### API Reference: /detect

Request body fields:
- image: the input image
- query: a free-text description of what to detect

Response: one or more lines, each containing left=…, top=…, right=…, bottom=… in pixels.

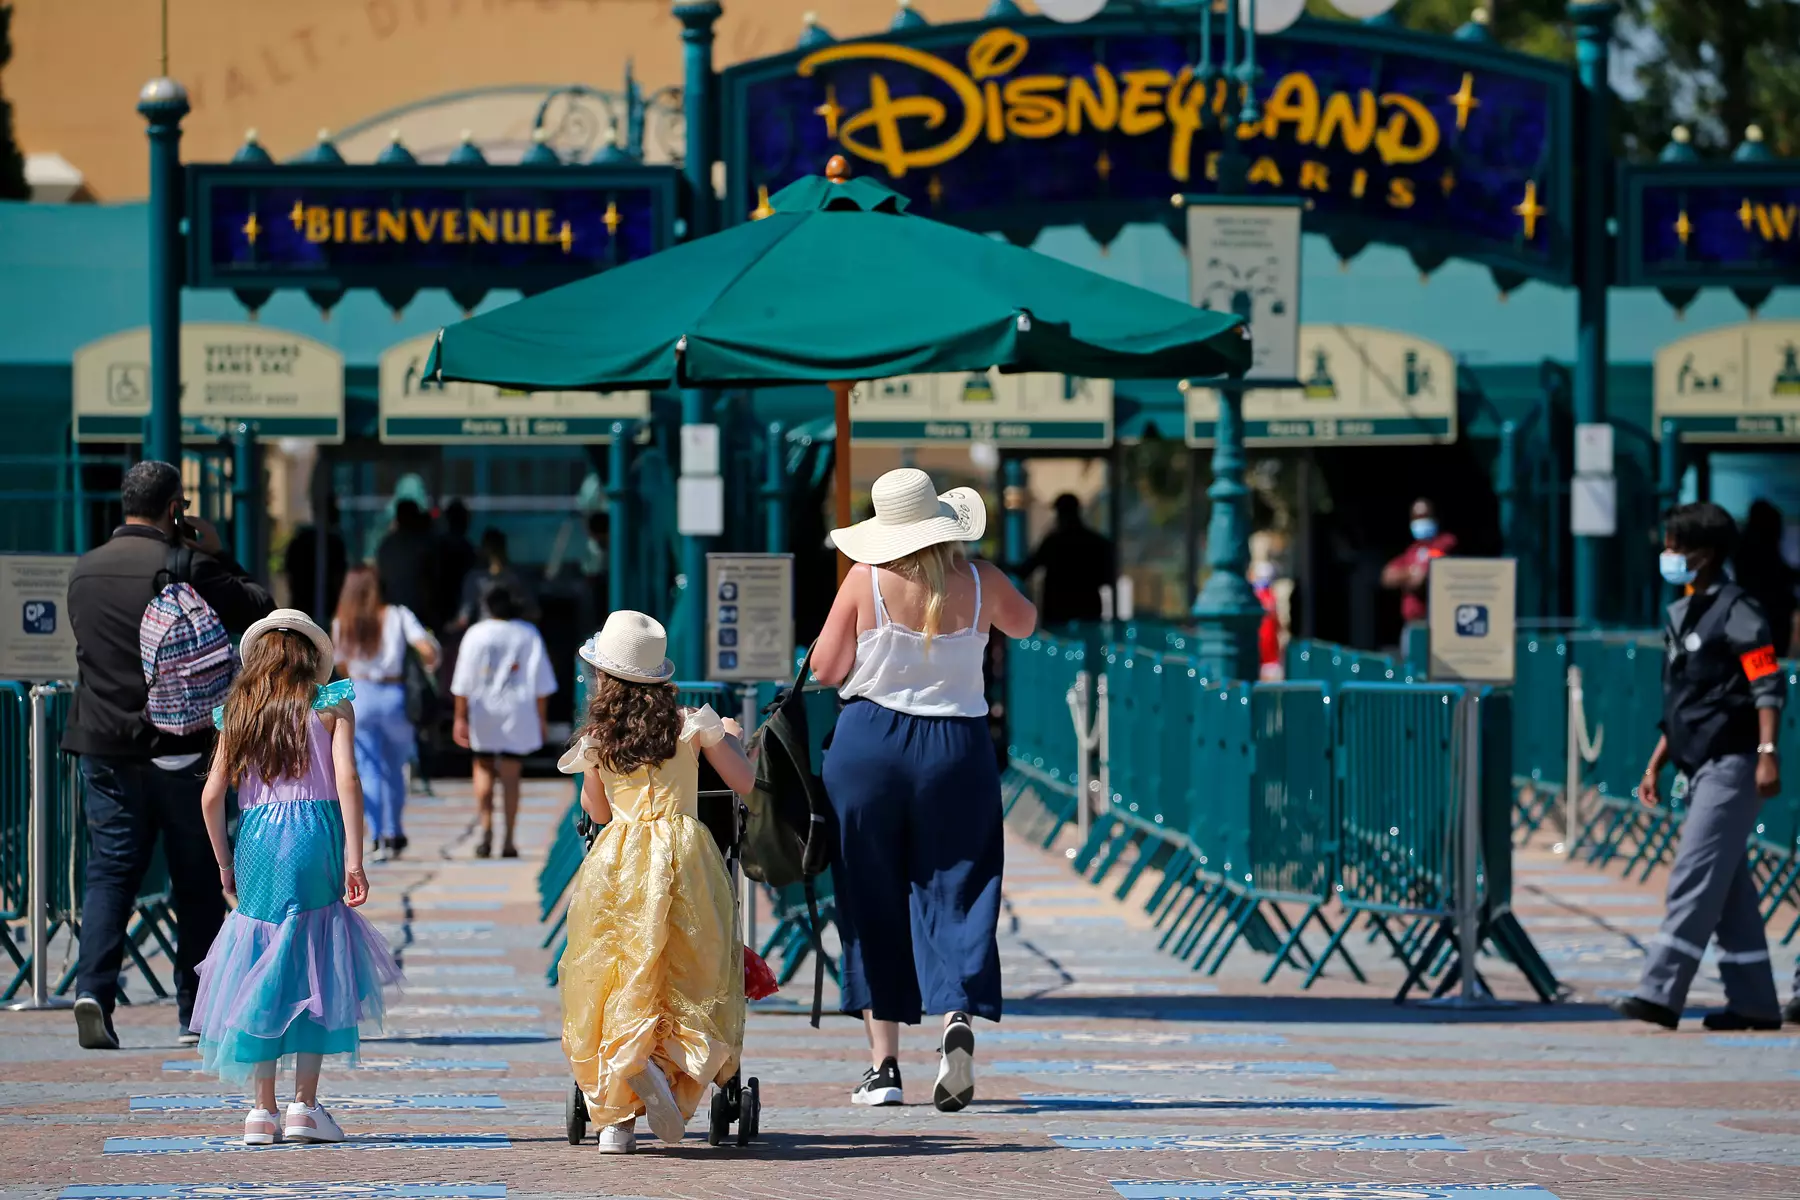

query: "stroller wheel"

left=566, top=1082, right=588, bottom=1145
left=741, top=1077, right=760, bottom=1144
left=707, top=1089, right=731, bottom=1146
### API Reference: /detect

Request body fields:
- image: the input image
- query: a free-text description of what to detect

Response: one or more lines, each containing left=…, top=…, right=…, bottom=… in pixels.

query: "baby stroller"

left=563, top=785, right=762, bottom=1148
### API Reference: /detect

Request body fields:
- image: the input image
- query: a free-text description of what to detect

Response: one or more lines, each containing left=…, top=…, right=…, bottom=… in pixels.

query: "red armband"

left=1740, top=645, right=1780, bottom=681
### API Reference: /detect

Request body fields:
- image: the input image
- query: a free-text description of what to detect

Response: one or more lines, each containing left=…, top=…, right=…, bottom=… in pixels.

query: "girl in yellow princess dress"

left=557, top=611, right=752, bottom=1155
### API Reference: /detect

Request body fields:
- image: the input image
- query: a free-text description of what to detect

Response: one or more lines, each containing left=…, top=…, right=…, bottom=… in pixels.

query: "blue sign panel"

left=186, top=165, right=680, bottom=293
left=723, top=17, right=1573, bottom=283
left=1619, top=163, right=1800, bottom=288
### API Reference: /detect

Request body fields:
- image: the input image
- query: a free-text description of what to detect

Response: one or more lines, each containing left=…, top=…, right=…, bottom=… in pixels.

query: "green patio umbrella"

left=423, top=158, right=1250, bottom=532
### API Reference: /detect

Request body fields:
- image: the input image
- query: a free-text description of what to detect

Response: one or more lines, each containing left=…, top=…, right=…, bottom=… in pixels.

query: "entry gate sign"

left=850, top=370, right=1113, bottom=447
left=705, top=554, right=795, bottom=683
left=1653, top=320, right=1800, bottom=442
left=72, top=324, right=345, bottom=443
left=377, top=333, right=650, bottom=444
left=1619, top=162, right=1800, bottom=289
left=186, top=164, right=680, bottom=293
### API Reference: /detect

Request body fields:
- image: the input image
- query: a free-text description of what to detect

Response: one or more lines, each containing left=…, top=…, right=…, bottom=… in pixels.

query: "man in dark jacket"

left=1021, top=494, right=1116, bottom=626
left=63, top=460, right=274, bottom=1050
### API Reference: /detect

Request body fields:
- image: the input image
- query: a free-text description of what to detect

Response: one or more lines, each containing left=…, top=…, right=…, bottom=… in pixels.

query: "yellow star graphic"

left=1096, top=150, right=1113, bottom=181
left=815, top=85, right=844, bottom=139
left=1675, top=210, right=1692, bottom=245
left=1440, top=169, right=1456, bottom=197
left=1513, top=180, right=1545, bottom=241
left=927, top=174, right=944, bottom=207
left=242, top=213, right=261, bottom=245
left=603, top=201, right=621, bottom=236
left=1740, top=198, right=1756, bottom=230
left=558, top=221, right=573, bottom=253
left=288, top=199, right=305, bottom=230
left=1448, top=73, right=1480, bottom=133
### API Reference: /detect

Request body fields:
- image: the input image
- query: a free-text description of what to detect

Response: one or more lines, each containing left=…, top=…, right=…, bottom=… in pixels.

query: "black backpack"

left=743, top=646, right=837, bottom=1025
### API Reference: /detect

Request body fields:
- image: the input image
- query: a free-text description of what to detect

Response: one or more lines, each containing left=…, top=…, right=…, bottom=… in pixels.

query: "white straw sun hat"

left=238, top=609, right=336, bottom=684
left=829, top=468, right=987, bottom=566
left=579, top=610, right=676, bottom=684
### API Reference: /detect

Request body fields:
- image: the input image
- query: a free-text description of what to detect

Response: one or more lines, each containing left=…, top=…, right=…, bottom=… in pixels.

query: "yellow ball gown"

left=557, top=706, right=745, bottom=1129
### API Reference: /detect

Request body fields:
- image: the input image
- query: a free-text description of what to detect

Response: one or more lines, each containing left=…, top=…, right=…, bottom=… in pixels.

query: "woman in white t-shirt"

left=333, top=564, right=441, bottom=862
left=451, top=583, right=557, bottom=858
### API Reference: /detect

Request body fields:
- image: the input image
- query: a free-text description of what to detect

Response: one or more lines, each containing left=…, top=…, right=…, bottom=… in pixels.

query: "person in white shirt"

left=333, top=565, right=440, bottom=863
left=451, top=584, right=557, bottom=858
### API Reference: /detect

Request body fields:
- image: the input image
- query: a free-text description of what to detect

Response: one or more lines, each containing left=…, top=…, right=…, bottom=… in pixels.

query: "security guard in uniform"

left=1612, top=503, right=1786, bottom=1032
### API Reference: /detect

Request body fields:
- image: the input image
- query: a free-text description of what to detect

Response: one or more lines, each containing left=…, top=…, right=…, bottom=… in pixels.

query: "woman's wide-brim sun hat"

left=580, top=610, right=676, bottom=684
left=829, top=468, right=987, bottom=566
left=239, top=609, right=336, bottom=684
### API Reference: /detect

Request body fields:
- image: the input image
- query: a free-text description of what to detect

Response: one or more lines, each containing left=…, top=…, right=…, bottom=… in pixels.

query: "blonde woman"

left=812, top=468, right=1037, bottom=1114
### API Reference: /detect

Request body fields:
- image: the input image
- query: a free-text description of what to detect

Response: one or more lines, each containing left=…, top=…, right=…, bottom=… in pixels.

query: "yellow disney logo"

left=798, top=27, right=1443, bottom=199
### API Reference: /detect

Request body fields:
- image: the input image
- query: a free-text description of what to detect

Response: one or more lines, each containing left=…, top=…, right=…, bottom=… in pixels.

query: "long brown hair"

left=214, top=631, right=320, bottom=788
left=577, top=671, right=680, bottom=774
left=883, top=541, right=961, bottom=646
left=334, top=564, right=383, bottom=661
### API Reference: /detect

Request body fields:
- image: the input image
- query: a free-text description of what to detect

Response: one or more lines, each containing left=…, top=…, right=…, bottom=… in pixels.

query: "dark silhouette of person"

left=1735, top=499, right=1799, bottom=657
left=284, top=494, right=347, bottom=625
left=456, top=527, right=540, bottom=631
left=1380, top=497, right=1457, bottom=625
left=1022, top=493, right=1116, bottom=626
left=437, top=499, right=480, bottom=619
left=375, top=499, right=441, bottom=631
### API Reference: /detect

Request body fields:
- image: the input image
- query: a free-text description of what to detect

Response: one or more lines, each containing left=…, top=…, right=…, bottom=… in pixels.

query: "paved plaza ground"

left=5, top=778, right=1799, bottom=1200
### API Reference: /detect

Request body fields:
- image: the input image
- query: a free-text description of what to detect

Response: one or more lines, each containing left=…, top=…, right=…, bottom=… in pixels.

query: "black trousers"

left=75, top=757, right=227, bottom=1022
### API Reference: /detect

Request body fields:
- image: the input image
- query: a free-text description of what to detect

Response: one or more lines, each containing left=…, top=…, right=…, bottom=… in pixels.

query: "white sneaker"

left=242, top=1108, right=283, bottom=1146
left=933, top=1012, right=976, bottom=1113
left=283, top=1101, right=346, bottom=1144
left=629, top=1065, right=685, bottom=1145
left=597, top=1117, right=637, bottom=1154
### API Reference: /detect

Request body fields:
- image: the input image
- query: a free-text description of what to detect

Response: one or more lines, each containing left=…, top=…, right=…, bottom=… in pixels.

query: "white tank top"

left=837, top=564, right=989, bottom=718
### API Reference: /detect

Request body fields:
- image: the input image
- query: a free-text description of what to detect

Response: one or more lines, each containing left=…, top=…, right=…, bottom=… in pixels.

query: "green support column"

left=763, top=422, right=787, bottom=554
left=1570, top=1, right=1619, bottom=622
left=232, top=423, right=260, bottom=579
left=138, top=78, right=189, bottom=467
left=606, top=421, right=636, bottom=616
left=1002, top=455, right=1027, bottom=582
left=674, top=1, right=722, bottom=679
left=1656, top=417, right=1682, bottom=611
left=1495, top=420, right=1518, bottom=555
left=1189, top=0, right=1263, bottom=681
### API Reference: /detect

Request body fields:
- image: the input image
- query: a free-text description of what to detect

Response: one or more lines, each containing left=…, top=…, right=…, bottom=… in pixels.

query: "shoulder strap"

left=868, top=567, right=889, bottom=627
left=806, top=877, right=827, bottom=1029
left=158, top=545, right=194, bottom=589
left=969, top=561, right=983, bottom=626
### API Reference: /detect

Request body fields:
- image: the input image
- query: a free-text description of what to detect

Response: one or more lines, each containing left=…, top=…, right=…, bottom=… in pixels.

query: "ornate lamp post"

left=138, top=76, right=189, bottom=467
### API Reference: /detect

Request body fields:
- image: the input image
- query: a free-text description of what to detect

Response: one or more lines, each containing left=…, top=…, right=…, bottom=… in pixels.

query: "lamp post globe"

left=1036, top=0, right=1109, bottom=22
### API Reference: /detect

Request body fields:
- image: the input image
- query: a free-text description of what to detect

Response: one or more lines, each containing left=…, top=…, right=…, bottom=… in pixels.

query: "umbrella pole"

left=831, top=379, right=854, bottom=583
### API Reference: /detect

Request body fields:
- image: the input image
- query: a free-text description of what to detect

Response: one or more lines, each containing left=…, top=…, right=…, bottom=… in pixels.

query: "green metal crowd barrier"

left=1, top=683, right=30, bottom=976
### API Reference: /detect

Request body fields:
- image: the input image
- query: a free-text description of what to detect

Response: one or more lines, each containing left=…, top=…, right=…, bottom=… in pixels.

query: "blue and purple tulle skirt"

left=189, top=797, right=402, bottom=1083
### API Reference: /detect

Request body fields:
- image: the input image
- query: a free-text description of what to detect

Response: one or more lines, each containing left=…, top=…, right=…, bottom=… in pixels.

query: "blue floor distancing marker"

left=1110, top=1185, right=1564, bottom=1199
left=987, top=1030, right=1288, bottom=1047
left=102, top=1134, right=512, bottom=1155
left=388, top=1005, right=544, bottom=1019
left=1709, top=1035, right=1800, bottom=1049
left=396, top=948, right=508, bottom=958
left=993, top=1060, right=1337, bottom=1076
left=130, top=1095, right=506, bottom=1112
left=62, top=1187, right=507, bottom=1200
left=368, top=1030, right=552, bottom=1044
left=404, top=986, right=533, bottom=998
left=1015, top=1094, right=1432, bottom=1113
left=1059, top=1133, right=1466, bottom=1152
left=403, top=966, right=518, bottom=978
left=163, top=1058, right=511, bottom=1073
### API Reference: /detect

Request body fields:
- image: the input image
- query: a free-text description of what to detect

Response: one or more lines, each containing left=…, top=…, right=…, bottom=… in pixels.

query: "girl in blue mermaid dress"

left=190, top=609, right=403, bottom=1147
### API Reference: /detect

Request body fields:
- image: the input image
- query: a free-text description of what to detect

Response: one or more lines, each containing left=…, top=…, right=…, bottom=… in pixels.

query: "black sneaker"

left=1701, top=1009, right=1783, bottom=1032
left=1785, top=997, right=1800, bottom=1026
left=851, top=1056, right=903, bottom=1107
left=933, top=1012, right=976, bottom=1113
left=73, top=995, right=119, bottom=1050
left=177, top=1023, right=200, bottom=1047
left=1609, top=995, right=1679, bottom=1030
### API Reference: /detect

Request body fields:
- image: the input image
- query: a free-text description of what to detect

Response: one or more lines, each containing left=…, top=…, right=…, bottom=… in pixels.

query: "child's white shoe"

left=283, top=1101, right=345, bottom=1144
left=597, top=1117, right=636, bottom=1155
left=629, top=1066, right=685, bottom=1145
left=242, top=1108, right=283, bottom=1146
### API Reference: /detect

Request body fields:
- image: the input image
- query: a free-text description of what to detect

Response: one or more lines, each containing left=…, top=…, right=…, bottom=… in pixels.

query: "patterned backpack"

left=140, top=547, right=239, bottom=735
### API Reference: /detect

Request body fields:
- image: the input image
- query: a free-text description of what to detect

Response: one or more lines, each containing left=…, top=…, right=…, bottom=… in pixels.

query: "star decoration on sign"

left=1448, top=73, right=1480, bottom=132
left=815, top=85, right=844, bottom=139
left=1739, top=198, right=1756, bottom=230
left=603, top=201, right=622, bottom=236
left=927, top=175, right=944, bottom=207
left=1096, top=150, right=1113, bottom=181
left=1675, top=209, right=1692, bottom=245
left=1439, top=169, right=1456, bottom=197
left=241, top=214, right=261, bottom=245
left=1513, top=180, right=1545, bottom=240
left=558, top=221, right=574, bottom=253
left=288, top=199, right=305, bottom=230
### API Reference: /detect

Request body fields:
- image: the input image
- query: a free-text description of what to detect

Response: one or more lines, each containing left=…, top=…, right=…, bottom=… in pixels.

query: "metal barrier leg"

left=1422, top=693, right=1510, bottom=1010
left=9, top=684, right=73, bottom=1012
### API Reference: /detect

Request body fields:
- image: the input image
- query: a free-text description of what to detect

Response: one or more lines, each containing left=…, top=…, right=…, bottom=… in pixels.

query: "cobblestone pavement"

left=5, top=779, right=1799, bottom=1200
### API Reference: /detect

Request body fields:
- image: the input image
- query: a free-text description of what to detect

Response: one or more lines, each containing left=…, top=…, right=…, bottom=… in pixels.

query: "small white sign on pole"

left=681, top=424, right=722, bottom=476
left=0, top=555, right=79, bottom=681
left=678, top=477, right=725, bottom=537
left=1574, top=423, right=1614, bottom=475
left=1186, top=201, right=1302, bottom=383
left=1571, top=475, right=1618, bottom=537
left=705, top=553, right=795, bottom=682
left=1427, top=558, right=1517, bottom=684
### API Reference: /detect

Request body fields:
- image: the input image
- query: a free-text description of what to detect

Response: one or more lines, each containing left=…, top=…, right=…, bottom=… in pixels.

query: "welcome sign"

left=1619, top=162, right=1800, bottom=289
left=723, top=17, right=1572, bottom=283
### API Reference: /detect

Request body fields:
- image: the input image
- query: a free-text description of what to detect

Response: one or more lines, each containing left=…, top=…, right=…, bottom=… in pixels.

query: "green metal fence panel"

left=1512, top=632, right=1570, bottom=791
left=1249, top=683, right=1334, bottom=899
left=1568, top=632, right=1664, bottom=804
left=1, top=683, right=27, bottom=927
left=1003, top=634, right=1084, bottom=804
left=1284, top=640, right=1406, bottom=688
left=1187, top=682, right=1254, bottom=874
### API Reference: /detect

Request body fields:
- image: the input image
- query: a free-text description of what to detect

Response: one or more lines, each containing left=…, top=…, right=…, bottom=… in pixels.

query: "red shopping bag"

left=744, top=947, right=779, bottom=1001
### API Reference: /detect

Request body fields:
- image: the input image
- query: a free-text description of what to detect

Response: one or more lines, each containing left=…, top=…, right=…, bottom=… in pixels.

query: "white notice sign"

left=73, top=324, right=345, bottom=443
left=1186, top=201, right=1302, bottom=382
left=1427, top=558, right=1517, bottom=684
left=0, top=554, right=79, bottom=681
left=378, top=333, right=650, bottom=444
left=849, top=370, right=1112, bottom=447
left=1653, top=319, right=1800, bottom=441
left=706, top=554, right=795, bottom=683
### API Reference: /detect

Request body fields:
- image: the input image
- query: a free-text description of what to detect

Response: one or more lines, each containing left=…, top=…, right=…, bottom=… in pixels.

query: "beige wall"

left=9, top=0, right=997, bottom=201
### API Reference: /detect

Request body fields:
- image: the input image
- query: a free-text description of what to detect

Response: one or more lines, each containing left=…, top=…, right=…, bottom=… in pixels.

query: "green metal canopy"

left=422, top=170, right=1251, bottom=391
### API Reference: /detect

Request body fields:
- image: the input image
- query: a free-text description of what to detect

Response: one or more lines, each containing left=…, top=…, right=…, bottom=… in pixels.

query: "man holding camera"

left=62, top=460, right=274, bottom=1049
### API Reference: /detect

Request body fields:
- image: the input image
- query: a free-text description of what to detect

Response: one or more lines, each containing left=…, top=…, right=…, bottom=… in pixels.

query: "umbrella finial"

left=826, top=154, right=850, bottom=183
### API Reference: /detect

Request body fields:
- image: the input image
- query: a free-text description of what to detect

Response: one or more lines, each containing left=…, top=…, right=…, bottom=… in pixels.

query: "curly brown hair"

left=577, top=671, right=680, bottom=773
left=214, top=629, right=320, bottom=788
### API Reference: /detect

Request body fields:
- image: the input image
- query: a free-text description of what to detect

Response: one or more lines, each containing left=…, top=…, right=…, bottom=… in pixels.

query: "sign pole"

left=137, top=77, right=189, bottom=467
left=831, top=380, right=854, bottom=584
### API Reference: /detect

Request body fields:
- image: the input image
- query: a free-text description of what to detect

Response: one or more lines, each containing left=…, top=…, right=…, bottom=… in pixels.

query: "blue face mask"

left=1660, top=551, right=1697, bottom=586
left=1410, top=518, right=1438, bottom=542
